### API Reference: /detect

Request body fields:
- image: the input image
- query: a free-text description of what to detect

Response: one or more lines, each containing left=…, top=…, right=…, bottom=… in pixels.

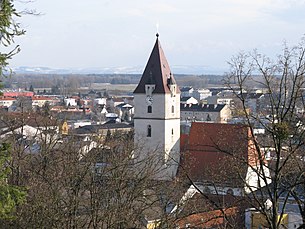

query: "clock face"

left=146, top=96, right=153, bottom=105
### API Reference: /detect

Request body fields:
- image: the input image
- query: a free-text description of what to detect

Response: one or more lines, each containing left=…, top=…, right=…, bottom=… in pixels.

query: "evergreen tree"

left=0, top=0, right=25, bottom=77
left=0, top=143, right=26, bottom=220
left=0, top=0, right=26, bottom=221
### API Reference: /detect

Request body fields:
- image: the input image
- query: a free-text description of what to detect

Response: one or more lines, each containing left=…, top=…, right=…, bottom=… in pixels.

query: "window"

left=226, top=188, right=234, bottom=195
left=204, top=187, right=211, bottom=194
left=171, top=128, right=174, bottom=135
left=147, top=105, right=152, bottom=113
left=147, top=125, right=151, bottom=137
left=206, top=114, right=211, bottom=121
left=171, top=105, right=174, bottom=113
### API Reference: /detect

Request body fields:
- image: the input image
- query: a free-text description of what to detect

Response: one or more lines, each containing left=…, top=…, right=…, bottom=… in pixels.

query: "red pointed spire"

left=134, top=35, right=180, bottom=94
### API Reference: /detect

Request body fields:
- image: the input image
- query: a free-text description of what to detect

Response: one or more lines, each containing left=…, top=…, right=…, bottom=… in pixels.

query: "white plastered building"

left=133, top=34, right=180, bottom=180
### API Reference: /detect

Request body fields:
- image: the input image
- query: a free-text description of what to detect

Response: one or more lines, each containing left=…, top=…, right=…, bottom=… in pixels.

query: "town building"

left=180, top=86, right=194, bottom=98
left=0, top=97, right=16, bottom=108
left=32, top=96, right=54, bottom=107
left=180, top=103, right=231, bottom=123
left=180, top=96, right=198, bottom=105
left=192, top=88, right=212, bottom=101
left=180, top=122, right=271, bottom=194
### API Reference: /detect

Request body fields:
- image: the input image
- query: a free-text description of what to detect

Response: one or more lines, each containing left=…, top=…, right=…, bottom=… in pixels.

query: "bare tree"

left=0, top=112, right=182, bottom=228
left=223, top=38, right=305, bottom=228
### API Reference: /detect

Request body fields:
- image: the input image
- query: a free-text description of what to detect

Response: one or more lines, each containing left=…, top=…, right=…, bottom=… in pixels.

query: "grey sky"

left=11, top=0, right=305, bottom=73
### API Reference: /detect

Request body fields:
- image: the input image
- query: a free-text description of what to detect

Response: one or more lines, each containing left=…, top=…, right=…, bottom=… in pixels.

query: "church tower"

left=133, top=34, right=180, bottom=180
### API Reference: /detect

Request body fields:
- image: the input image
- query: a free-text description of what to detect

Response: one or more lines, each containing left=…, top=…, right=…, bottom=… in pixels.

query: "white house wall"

left=244, top=165, right=271, bottom=194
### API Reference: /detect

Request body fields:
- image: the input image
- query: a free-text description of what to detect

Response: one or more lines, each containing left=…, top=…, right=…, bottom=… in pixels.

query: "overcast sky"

left=10, top=0, right=305, bottom=73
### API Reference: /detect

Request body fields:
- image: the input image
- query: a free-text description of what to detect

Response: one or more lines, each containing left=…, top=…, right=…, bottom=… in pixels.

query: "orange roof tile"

left=0, top=97, right=16, bottom=101
left=180, top=122, right=253, bottom=186
left=32, top=96, right=53, bottom=100
left=176, top=207, right=238, bottom=228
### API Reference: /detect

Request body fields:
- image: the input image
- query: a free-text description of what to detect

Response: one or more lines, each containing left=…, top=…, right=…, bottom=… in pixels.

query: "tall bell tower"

left=133, top=34, right=180, bottom=180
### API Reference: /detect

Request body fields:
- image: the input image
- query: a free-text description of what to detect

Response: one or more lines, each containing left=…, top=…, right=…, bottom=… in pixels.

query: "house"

left=172, top=122, right=272, bottom=228
left=32, top=96, right=54, bottom=107
left=206, top=95, right=234, bottom=106
left=64, top=98, right=77, bottom=107
left=179, top=122, right=271, bottom=194
left=192, top=88, right=212, bottom=101
left=80, top=98, right=91, bottom=106
left=115, top=103, right=134, bottom=122
left=175, top=195, right=240, bottom=228
left=180, top=104, right=231, bottom=123
left=93, top=98, right=107, bottom=106
left=244, top=93, right=264, bottom=114
left=99, top=104, right=108, bottom=115
left=2, top=90, right=34, bottom=97
left=180, top=86, right=194, bottom=98
left=107, top=97, right=125, bottom=109
left=12, top=96, right=33, bottom=112
left=0, top=113, right=60, bottom=148
left=123, top=96, right=134, bottom=106
left=72, top=120, right=132, bottom=140
left=180, top=96, right=198, bottom=105
left=0, top=97, right=16, bottom=108
left=73, top=120, right=92, bottom=129
left=245, top=187, right=304, bottom=229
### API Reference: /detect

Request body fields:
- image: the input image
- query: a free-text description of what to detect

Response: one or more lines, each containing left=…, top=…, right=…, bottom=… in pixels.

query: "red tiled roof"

left=134, top=35, right=180, bottom=94
left=180, top=133, right=188, bottom=152
left=1, top=112, right=58, bottom=127
left=3, top=91, right=34, bottom=97
left=50, top=106, right=64, bottom=110
left=32, top=96, right=53, bottom=100
left=176, top=207, right=238, bottom=228
left=180, top=122, right=254, bottom=186
left=0, top=96, right=16, bottom=101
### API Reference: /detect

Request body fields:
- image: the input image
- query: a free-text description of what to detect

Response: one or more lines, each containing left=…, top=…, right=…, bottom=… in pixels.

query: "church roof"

left=134, top=34, right=180, bottom=94
left=179, top=122, right=252, bottom=187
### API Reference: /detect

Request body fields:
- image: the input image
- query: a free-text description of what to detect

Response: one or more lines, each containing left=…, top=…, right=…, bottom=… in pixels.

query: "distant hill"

left=12, top=65, right=227, bottom=75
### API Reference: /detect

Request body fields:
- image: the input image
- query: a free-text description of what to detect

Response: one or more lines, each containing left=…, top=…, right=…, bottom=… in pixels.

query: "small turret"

left=167, top=72, right=177, bottom=97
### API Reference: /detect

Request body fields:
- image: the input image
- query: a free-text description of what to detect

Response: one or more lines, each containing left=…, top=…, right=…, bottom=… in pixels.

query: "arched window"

left=226, top=188, right=234, bottom=196
left=147, top=125, right=152, bottom=137
left=171, top=105, right=174, bottom=113
left=147, top=105, right=152, bottom=113
left=206, top=114, right=211, bottom=121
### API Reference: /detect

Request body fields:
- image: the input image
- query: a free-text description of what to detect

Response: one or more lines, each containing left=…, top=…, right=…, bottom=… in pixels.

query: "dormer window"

left=145, top=71, right=155, bottom=96
left=167, top=74, right=176, bottom=97
left=145, top=84, right=155, bottom=96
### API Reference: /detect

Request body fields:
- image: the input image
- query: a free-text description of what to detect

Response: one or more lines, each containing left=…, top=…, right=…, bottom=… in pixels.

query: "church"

left=132, top=33, right=269, bottom=190
left=133, top=34, right=180, bottom=180
left=131, top=34, right=276, bottom=228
